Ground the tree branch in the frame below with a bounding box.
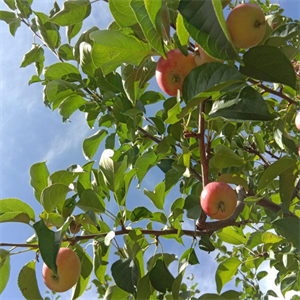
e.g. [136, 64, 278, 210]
[247, 78, 297, 105]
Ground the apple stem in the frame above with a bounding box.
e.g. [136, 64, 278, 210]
[219, 201, 226, 212]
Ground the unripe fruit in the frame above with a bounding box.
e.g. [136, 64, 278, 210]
[200, 181, 237, 220]
[295, 112, 300, 131]
[226, 3, 266, 49]
[69, 220, 81, 234]
[194, 44, 224, 66]
[42, 248, 81, 293]
[155, 49, 196, 97]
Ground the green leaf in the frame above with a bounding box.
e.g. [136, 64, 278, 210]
[34, 11, 60, 51]
[0, 10, 21, 36]
[58, 94, 87, 119]
[109, 0, 137, 27]
[130, 0, 165, 57]
[30, 161, 50, 202]
[240, 45, 297, 90]
[15, 0, 32, 18]
[258, 156, 297, 191]
[44, 62, 81, 82]
[130, 206, 153, 222]
[144, 182, 166, 210]
[266, 23, 300, 47]
[72, 244, 93, 300]
[150, 212, 167, 224]
[49, 0, 91, 26]
[0, 250, 10, 295]
[279, 166, 298, 210]
[179, 248, 199, 274]
[178, 0, 238, 61]
[48, 169, 81, 186]
[183, 195, 202, 220]
[209, 86, 275, 122]
[91, 30, 152, 75]
[33, 220, 61, 276]
[58, 44, 74, 61]
[135, 150, 157, 184]
[18, 261, 43, 300]
[111, 258, 139, 294]
[176, 13, 189, 46]
[182, 62, 245, 103]
[67, 21, 82, 43]
[212, 144, 245, 170]
[165, 101, 182, 124]
[149, 258, 174, 293]
[273, 217, 300, 248]
[136, 274, 154, 300]
[281, 274, 297, 297]
[41, 183, 71, 213]
[21, 44, 44, 72]
[103, 283, 130, 300]
[0, 198, 35, 224]
[217, 227, 246, 245]
[83, 129, 108, 160]
[77, 189, 105, 213]
[198, 294, 226, 300]
[79, 42, 96, 77]
[215, 257, 241, 294]
[217, 174, 248, 192]
[254, 132, 265, 153]
[199, 234, 215, 252]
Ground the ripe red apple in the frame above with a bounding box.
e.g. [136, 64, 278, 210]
[194, 44, 224, 66]
[42, 247, 81, 293]
[295, 112, 300, 131]
[155, 49, 196, 97]
[226, 3, 266, 49]
[298, 145, 300, 157]
[200, 181, 237, 220]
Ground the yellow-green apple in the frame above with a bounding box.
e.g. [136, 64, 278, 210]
[226, 3, 266, 49]
[200, 181, 237, 220]
[295, 112, 300, 131]
[155, 49, 196, 97]
[42, 247, 81, 293]
[194, 44, 224, 66]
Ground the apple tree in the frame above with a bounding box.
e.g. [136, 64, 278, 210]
[0, 0, 300, 299]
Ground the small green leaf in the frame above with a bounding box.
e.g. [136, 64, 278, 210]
[77, 189, 105, 213]
[136, 274, 154, 300]
[44, 62, 81, 82]
[258, 156, 297, 191]
[103, 283, 130, 299]
[41, 183, 71, 213]
[49, 0, 91, 26]
[217, 174, 248, 192]
[212, 144, 244, 170]
[0, 250, 10, 295]
[144, 182, 166, 210]
[111, 258, 139, 294]
[30, 161, 50, 203]
[83, 129, 108, 160]
[0, 10, 21, 36]
[215, 257, 241, 294]
[130, 207, 153, 222]
[217, 227, 246, 245]
[149, 258, 174, 293]
[18, 261, 43, 300]
[0, 198, 35, 224]
[199, 234, 215, 252]
[273, 217, 300, 247]
[135, 150, 157, 184]
[183, 195, 202, 220]
[109, 0, 137, 27]
[58, 94, 87, 119]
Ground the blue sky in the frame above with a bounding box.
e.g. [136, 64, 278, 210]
[0, 0, 300, 299]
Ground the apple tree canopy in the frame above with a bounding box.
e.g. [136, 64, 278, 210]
[0, 0, 300, 299]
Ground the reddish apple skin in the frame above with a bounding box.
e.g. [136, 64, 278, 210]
[200, 181, 237, 220]
[42, 248, 81, 293]
[298, 145, 300, 157]
[295, 112, 300, 131]
[226, 3, 266, 49]
[155, 49, 196, 97]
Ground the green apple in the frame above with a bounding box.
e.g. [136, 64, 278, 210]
[42, 247, 81, 293]
[194, 44, 224, 66]
[226, 3, 266, 49]
[200, 181, 237, 220]
[155, 49, 196, 97]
